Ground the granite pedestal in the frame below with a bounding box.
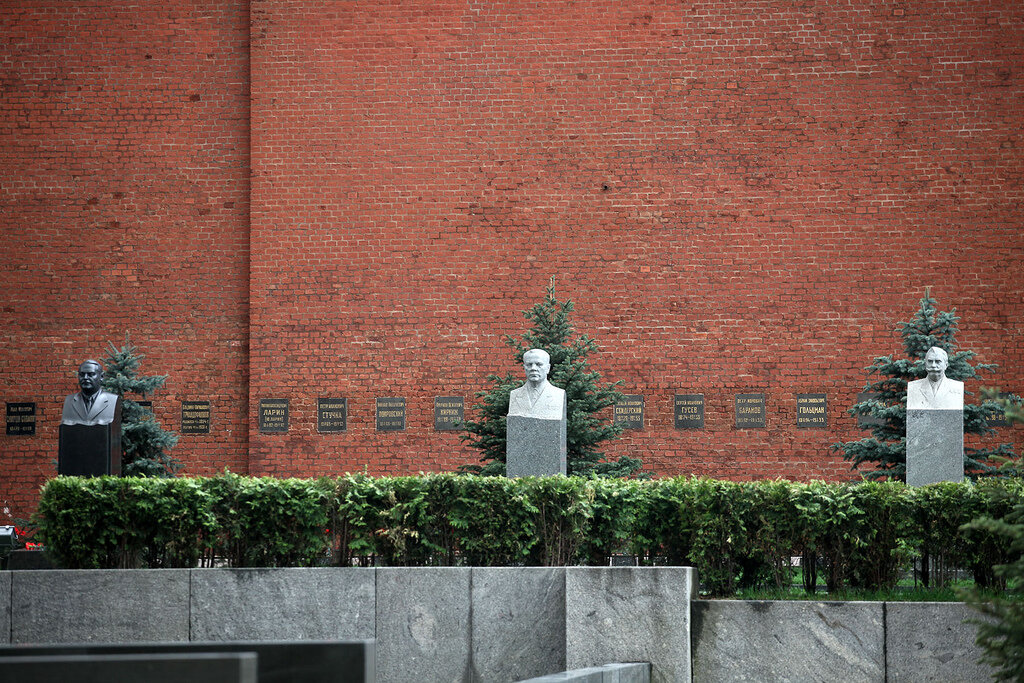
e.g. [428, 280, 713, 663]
[906, 409, 963, 486]
[506, 415, 567, 477]
[58, 423, 121, 476]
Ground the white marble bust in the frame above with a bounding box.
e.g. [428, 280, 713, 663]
[907, 347, 964, 411]
[507, 349, 566, 420]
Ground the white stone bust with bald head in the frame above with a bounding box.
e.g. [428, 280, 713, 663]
[507, 349, 566, 420]
[907, 347, 964, 410]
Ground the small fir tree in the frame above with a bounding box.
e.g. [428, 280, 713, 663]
[461, 281, 641, 477]
[834, 290, 1017, 480]
[102, 337, 182, 477]
[963, 392, 1024, 681]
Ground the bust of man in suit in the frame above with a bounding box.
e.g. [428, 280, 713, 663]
[507, 349, 566, 421]
[61, 360, 122, 426]
[907, 347, 964, 411]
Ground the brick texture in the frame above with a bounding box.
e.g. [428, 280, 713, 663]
[0, 2, 250, 520]
[4, 1, 1024, 519]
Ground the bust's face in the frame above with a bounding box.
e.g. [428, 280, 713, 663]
[77, 363, 103, 395]
[924, 349, 948, 381]
[523, 352, 550, 384]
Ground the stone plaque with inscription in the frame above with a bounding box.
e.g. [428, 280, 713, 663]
[258, 398, 289, 433]
[376, 397, 406, 431]
[318, 397, 347, 432]
[987, 392, 1011, 428]
[6, 402, 36, 436]
[614, 395, 644, 430]
[674, 394, 704, 429]
[735, 393, 765, 429]
[796, 393, 827, 429]
[181, 400, 211, 434]
[434, 396, 463, 431]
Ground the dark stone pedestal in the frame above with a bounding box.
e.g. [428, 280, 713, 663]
[506, 415, 567, 477]
[58, 423, 121, 476]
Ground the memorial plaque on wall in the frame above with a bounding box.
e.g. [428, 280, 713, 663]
[735, 393, 766, 429]
[988, 392, 1012, 428]
[6, 402, 36, 436]
[318, 397, 347, 433]
[674, 394, 704, 429]
[258, 398, 289, 433]
[434, 396, 463, 431]
[856, 391, 886, 428]
[181, 401, 211, 434]
[376, 397, 406, 431]
[614, 395, 645, 430]
[796, 393, 827, 429]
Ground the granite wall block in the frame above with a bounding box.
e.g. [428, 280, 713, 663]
[11, 569, 190, 644]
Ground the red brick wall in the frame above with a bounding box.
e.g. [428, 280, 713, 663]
[0, 2, 251, 520]
[248, 0, 1023, 480]
[3, 1, 1023, 520]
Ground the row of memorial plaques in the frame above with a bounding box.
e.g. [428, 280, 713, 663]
[4, 400, 213, 436]
[611, 393, 829, 430]
[257, 396, 466, 434]
[6, 392, 1009, 437]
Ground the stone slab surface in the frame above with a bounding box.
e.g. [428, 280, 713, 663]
[472, 567, 566, 682]
[0, 571, 9, 644]
[566, 567, 695, 683]
[0, 652, 257, 683]
[507, 415, 567, 477]
[377, 567, 471, 683]
[12, 569, 190, 643]
[0, 640, 375, 683]
[517, 663, 650, 682]
[886, 602, 995, 681]
[907, 409, 964, 486]
[190, 567, 375, 641]
[691, 600, 884, 682]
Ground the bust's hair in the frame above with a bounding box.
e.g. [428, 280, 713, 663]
[926, 347, 948, 362]
[523, 348, 550, 364]
[79, 359, 104, 373]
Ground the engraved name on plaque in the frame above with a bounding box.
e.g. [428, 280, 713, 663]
[181, 400, 211, 434]
[376, 397, 406, 431]
[434, 396, 463, 431]
[6, 402, 36, 436]
[674, 394, 704, 429]
[258, 398, 289, 433]
[735, 393, 766, 429]
[614, 395, 645, 430]
[318, 397, 348, 433]
[796, 393, 827, 429]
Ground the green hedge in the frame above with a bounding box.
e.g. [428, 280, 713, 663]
[34, 473, 1023, 596]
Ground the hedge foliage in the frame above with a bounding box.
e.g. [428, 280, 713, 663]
[34, 473, 1023, 596]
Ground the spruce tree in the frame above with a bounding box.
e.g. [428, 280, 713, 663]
[835, 290, 1017, 480]
[461, 281, 641, 477]
[102, 337, 182, 477]
[964, 393, 1024, 681]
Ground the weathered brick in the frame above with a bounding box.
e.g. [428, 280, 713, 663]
[2, 2, 1022, 520]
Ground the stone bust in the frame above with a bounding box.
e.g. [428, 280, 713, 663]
[907, 347, 964, 411]
[507, 349, 566, 420]
[61, 360, 122, 426]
